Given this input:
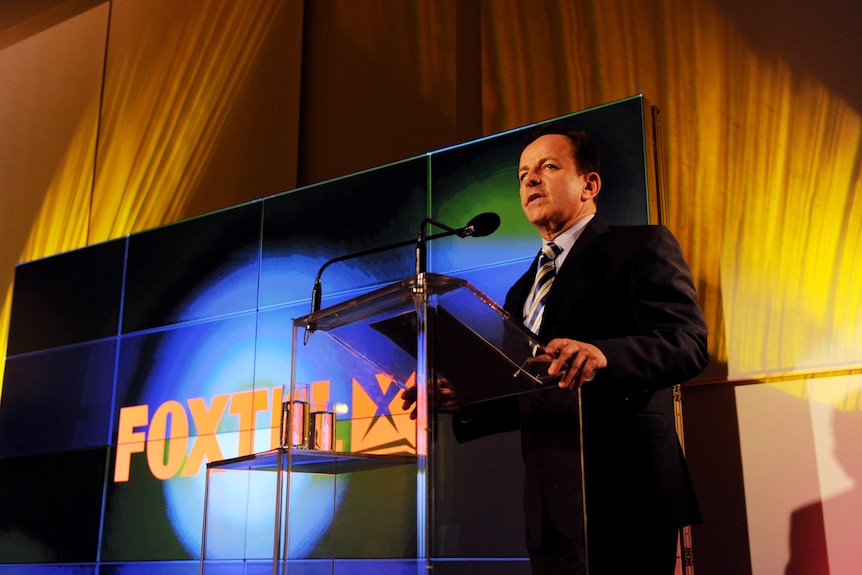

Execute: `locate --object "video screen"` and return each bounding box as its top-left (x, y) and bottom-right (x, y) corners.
top-left (0, 96), bottom-right (655, 573)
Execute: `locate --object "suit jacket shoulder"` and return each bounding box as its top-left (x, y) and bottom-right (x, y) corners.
top-left (508, 215), bottom-right (708, 393)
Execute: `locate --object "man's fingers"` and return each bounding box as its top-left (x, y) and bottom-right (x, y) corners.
top-left (542, 338), bottom-right (605, 390)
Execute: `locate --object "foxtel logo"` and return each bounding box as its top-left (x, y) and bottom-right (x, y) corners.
top-left (113, 386), bottom-right (285, 482)
top-left (113, 374), bottom-right (415, 482)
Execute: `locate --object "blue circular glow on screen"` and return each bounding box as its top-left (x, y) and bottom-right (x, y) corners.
top-left (139, 253), bottom-right (347, 559)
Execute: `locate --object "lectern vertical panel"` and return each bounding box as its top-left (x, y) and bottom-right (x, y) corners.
top-left (281, 273), bottom-right (561, 572)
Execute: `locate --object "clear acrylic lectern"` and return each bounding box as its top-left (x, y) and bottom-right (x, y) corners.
top-left (200, 273), bottom-right (562, 575)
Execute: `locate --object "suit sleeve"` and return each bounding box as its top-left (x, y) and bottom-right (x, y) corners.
top-left (591, 226), bottom-right (709, 393)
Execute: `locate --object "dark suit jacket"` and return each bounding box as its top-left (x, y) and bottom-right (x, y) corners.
top-left (454, 215), bottom-right (708, 551)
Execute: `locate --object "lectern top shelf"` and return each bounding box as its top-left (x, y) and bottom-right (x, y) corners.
top-left (298, 273), bottom-right (471, 333)
top-left (206, 448), bottom-right (417, 475)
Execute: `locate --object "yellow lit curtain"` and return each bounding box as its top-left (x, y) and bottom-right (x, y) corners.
top-left (90, 0), bottom-right (286, 242)
top-left (480, 0), bottom-right (862, 382)
top-left (0, 0), bottom-right (292, 393)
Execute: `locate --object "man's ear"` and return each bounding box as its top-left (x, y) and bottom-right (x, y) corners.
top-left (582, 172), bottom-right (601, 200)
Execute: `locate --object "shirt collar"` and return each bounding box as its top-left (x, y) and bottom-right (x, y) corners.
top-left (543, 213), bottom-right (595, 268)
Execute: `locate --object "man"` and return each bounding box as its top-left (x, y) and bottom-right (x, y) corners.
top-left (448, 123), bottom-right (709, 574)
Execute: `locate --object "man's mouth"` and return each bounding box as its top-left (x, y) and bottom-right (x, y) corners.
top-left (527, 192), bottom-right (544, 205)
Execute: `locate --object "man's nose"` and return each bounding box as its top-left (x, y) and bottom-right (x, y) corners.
top-left (524, 171), bottom-right (540, 187)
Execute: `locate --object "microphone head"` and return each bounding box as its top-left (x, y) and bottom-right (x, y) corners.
top-left (465, 212), bottom-right (501, 237)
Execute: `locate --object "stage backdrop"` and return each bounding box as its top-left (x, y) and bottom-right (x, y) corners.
top-left (0, 95), bottom-right (660, 574)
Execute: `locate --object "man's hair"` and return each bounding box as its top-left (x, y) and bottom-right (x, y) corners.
top-left (521, 122), bottom-right (600, 175)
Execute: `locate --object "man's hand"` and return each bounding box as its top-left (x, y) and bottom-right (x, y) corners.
top-left (540, 338), bottom-right (607, 390)
top-left (400, 378), bottom-right (456, 420)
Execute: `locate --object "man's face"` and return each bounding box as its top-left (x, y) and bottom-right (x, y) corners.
top-left (518, 134), bottom-right (599, 239)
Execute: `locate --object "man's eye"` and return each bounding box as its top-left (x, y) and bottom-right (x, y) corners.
top-left (519, 173), bottom-right (527, 182)
top-left (543, 163), bottom-right (557, 171)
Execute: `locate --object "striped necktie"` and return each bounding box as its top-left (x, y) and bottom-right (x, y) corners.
top-left (525, 241), bottom-right (562, 344)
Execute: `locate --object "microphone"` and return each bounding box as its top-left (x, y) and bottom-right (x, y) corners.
top-left (416, 212), bottom-right (501, 274)
top-left (459, 211), bottom-right (501, 238)
top-left (307, 212), bottom-right (500, 329)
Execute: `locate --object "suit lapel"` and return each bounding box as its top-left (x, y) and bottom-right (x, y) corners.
top-left (540, 216), bottom-right (609, 337)
top-left (506, 216), bottom-right (610, 337)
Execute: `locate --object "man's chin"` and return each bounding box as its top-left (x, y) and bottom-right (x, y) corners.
top-left (524, 209), bottom-right (547, 227)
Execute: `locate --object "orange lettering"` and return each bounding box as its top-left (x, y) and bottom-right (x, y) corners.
top-left (269, 386), bottom-right (284, 449)
top-left (229, 389), bottom-right (268, 456)
top-left (182, 395), bottom-right (229, 476)
top-left (114, 404), bottom-right (149, 482)
top-left (147, 400), bottom-right (189, 480)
